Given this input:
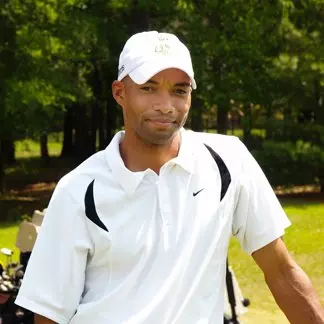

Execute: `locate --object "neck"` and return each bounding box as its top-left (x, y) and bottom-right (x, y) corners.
top-left (119, 131), bottom-right (181, 174)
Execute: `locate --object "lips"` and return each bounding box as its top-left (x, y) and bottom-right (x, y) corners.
top-left (147, 119), bottom-right (175, 127)
top-left (150, 119), bottom-right (174, 123)
top-left (147, 117), bottom-right (175, 123)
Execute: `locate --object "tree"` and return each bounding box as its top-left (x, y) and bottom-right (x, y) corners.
top-left (171, 0), bottom-right (285, 134)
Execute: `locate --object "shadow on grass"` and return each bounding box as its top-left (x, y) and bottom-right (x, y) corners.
top-left (0, 220), bottom-right (20, 229)
top-left (1, 156), bottom-right (79, 222)
top-left (5, 156), bottom-right (78, 188)
top-left (278, 193), bottom-right (324, 208)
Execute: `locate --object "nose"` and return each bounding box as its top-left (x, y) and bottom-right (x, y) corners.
top-left (153, 91), bottom-right (174, 114)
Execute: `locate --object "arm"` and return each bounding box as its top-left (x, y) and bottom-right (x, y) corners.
top-left (252, 238), bottom-right (324, 324)
top-left (15, 183), bottom-right (92, 322)
top-left (34, 314), bottom-right (57, 324)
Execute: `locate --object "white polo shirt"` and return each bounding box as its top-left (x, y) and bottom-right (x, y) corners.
top-left (15, 129), bottom-right (290, 324)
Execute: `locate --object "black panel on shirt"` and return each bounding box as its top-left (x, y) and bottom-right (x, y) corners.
top-left (85, 179), bottom-right (109, 232)
top-left (204, 144), bottom-right (231, 201)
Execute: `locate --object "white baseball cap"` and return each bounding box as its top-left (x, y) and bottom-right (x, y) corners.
top-left (117, 31), bottom-right (197, 89)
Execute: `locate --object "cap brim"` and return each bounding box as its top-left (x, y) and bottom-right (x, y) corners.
top-left (128, 59), bottom-right (197, 90)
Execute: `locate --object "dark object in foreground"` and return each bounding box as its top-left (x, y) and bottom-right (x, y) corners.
top-left (223, 259), bottom-right (250, 324)
top-left (0, 248), bottom-right (34, 324)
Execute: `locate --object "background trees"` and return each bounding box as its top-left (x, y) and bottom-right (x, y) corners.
top-left (0, 0), bottom-right (323, 192)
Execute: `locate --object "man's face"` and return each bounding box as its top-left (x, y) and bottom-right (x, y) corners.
top-left (113, 68), bottom-right (192, 145)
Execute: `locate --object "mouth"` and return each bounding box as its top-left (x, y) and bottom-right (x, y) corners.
top-left (147, 119), bottom-right (176, 127)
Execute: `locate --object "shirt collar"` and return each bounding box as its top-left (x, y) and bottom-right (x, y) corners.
top-left (169, 128), bottom-right (195, 174)
top-left (105, 131), bottom-right (147, 195)
top-left (104, 128), bottom-right (195, 195)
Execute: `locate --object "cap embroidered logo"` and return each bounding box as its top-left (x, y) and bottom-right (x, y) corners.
top-left (155, 43), bottom-right (170, 55)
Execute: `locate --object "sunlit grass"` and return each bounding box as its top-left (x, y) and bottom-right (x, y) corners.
top-left (15, 133), bottom-right (63, 158)
top-left (231, 198), bottom-right (324, 323)
top-left (0, 222), bottom-right (20, 266)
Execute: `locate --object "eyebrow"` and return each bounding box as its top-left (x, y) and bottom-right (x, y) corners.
top-left (145, 80), bottom-right (159, 85)
top-left (145, 80), bottom-right (191, 87)
top-left (174, 82), bottom-right (191, 88)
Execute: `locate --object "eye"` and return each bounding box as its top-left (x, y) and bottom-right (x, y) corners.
top-left (173, 88), bottom-right (188, 95)
top-left (140, 86), bottom-right (155, 93)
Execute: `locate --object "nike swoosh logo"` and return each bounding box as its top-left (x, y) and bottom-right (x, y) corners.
top-left (193, 188), bottom-right (204, 197)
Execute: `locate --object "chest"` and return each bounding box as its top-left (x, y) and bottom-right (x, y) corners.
top-left (86, 162), bottom-right (237, 271)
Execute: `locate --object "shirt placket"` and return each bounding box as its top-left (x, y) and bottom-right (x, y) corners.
top-left (157, 169), bottom-right (174, 250)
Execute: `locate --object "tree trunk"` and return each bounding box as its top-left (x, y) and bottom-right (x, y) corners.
top-left (127, 1), bottom-right (151, 34)
top-left (40, 134), bottom-right (50, 164)
top-left (0, 140), bottom-right (6, 193)
top-left (2, 138), bottom-right (15, 164)
top-left (216, 105), bottom-right (228, 134)
top-left (98, 100), bottom-right (106, 150)
top-left (74, 103), bottom-right (85, 160)
top-left (90, 61), bottom-right (101, 153)
top-left (90, 101), bottom-right (98, 153)
top-left (74, 104), bottom-right (92, 160)
top-left (190, 97), bottom-right (204, 131)
top-left (242, 104), bottom-right (252, 145)
top-left (106, 95), bottom-right (119, 144)
top-left (61, 105), bottom-right (75, 157)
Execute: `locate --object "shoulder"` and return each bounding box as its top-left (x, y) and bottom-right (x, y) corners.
top-left (190, 130), bottom-right (240, 148)
top-left (185, 129), bottom-right (246, 165)
top-left (182, 129), bottom-right (259, 186)
top-left (54, 149), bottom-right (110, 201)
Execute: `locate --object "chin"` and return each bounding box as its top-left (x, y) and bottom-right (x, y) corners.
top-left (142, 130), bottom-right (178, 146)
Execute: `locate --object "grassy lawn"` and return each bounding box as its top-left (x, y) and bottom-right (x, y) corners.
top-left (231, 198), bottom-right (324, 323)
top-left (15, 133), bottom-right (63, 159)
top-left (0, 222), bottom-right (21, 266)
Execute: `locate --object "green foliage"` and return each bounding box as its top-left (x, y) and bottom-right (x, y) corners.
top-left (266, 120), bottom-right (324, 146)
top-left (0, 0), bottom-right (323, 188)
top-left (252, 140), bottom-right (324, 187)
top-left (270, 0), bottom-right (324, 121)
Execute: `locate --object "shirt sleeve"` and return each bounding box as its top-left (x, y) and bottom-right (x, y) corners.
top-left (232, 139), bottom-right (291, 255)
top-left (15, 178), bottom-right (93, 323)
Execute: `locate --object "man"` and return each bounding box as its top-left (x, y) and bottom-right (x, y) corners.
top-left (16, 31), bottom-right (324, 324)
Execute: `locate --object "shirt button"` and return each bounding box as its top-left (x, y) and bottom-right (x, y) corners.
top-left (164, 220), bottom-right (172, 226)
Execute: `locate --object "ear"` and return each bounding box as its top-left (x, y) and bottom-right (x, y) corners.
top-left (112, 80), bottom-right (126, 106)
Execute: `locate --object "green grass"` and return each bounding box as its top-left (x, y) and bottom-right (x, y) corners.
top-left (15, 133), bottom-right (63, 158)
top-left (0, 222), bottom-right (20, 267)
top-left (231, 198), bottom-right (324, 323)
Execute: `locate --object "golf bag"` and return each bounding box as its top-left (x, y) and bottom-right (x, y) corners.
top-left (0, 248), bottom-right (34, 324)
top-left (0, 209), bottom-right (46, 324)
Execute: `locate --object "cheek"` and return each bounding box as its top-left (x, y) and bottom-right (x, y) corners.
top-left (124, 96), bottom-right (146, 117)
top-left (176, 97), bottom-right (191, 115)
